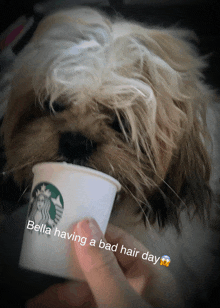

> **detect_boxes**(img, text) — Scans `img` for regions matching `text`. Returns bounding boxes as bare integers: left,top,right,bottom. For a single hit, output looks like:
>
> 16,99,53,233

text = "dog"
0,6,220,307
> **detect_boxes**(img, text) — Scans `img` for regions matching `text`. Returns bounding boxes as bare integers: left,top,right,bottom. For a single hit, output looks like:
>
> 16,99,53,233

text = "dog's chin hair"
1,6,215,230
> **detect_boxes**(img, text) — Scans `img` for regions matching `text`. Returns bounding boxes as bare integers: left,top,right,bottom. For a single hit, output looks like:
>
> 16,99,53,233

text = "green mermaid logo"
28,182,64,229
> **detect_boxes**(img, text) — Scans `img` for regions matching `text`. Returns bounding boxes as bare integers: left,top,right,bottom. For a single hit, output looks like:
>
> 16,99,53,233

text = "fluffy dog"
0,6,219,307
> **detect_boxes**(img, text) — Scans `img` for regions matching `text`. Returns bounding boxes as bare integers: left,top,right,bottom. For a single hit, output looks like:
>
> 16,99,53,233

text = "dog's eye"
43,100,66,113
111,115,130,135
111,116,122,133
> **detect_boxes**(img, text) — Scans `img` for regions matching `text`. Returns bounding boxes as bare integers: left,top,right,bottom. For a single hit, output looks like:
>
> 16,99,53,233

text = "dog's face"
1,7,213,227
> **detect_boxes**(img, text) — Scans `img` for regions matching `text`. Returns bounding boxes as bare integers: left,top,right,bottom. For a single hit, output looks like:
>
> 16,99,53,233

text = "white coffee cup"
19,162,121,280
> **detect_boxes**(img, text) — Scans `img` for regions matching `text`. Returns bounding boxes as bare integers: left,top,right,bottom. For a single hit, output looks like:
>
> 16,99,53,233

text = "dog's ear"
130,27,213,227
2,82,35,148
0,117,27,214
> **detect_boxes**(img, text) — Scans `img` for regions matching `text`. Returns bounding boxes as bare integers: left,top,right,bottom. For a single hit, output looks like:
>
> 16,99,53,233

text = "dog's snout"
58,132,97,163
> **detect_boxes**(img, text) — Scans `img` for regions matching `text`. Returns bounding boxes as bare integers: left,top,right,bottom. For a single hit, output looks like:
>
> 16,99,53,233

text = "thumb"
72,218,149,308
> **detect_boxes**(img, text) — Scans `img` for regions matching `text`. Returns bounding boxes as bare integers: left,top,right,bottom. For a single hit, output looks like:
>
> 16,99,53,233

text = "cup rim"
32,162,121,192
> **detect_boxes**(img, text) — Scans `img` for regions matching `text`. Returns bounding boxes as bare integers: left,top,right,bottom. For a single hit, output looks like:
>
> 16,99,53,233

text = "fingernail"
77,218,103,242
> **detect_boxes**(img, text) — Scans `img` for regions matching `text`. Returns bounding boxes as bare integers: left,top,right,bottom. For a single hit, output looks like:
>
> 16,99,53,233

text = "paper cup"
19,162,121,280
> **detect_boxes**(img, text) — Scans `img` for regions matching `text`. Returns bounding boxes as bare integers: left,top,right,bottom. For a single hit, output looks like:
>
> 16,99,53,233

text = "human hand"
26,219,183,307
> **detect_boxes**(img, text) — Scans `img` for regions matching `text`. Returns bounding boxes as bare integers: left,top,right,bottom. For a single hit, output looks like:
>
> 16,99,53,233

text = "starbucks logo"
28,182,64,229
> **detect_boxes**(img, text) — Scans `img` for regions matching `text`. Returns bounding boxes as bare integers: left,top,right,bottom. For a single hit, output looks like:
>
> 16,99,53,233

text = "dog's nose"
58,132,97,162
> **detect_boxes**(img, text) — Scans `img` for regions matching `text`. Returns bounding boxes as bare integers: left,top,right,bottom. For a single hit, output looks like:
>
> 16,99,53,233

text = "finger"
106,223,151,256
105,224,159,277
72,218,150,308
105,225,183,308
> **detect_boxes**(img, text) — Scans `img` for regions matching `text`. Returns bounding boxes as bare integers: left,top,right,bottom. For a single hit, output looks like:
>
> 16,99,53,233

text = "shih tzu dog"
0,6,219,307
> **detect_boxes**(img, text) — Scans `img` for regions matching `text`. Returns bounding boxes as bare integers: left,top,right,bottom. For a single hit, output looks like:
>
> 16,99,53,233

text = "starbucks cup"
19,162,121,280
